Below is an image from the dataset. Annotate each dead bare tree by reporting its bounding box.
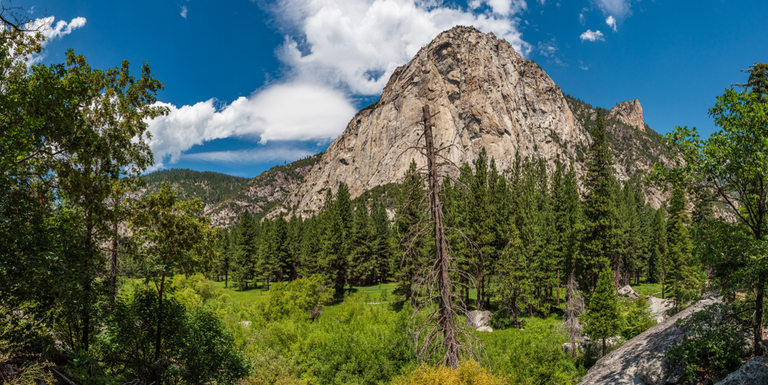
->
[399,104,484,369]
[562,268,585,359]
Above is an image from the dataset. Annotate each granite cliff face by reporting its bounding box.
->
[609,99,645,131]
[567,96,672,208]
[282,26,590,216]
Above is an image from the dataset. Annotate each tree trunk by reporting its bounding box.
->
[755,284,765,355]
[81,220,93,351]
[155,272,166,363]
[602,337,607,357]
[423,105,459,369]
[110,222,118,306]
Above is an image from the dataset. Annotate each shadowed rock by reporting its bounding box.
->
[717,356,768,385]
[578,295,722,385]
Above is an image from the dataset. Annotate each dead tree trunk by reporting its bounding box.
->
[423,105,459,369]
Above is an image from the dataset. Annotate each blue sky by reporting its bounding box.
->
[22,0,768,177]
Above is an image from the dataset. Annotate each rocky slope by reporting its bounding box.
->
[578,295,723,385]
[566,95,673,208]
[205,154,321,226]
[281,26,590,217]
[141,155,321,227]
[276,26,671,218]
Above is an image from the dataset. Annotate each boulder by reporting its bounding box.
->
[716,356,768,385]
[618,285,641,299]
[647,296,675,324]
[563,342,583,355]
[476,326,493,333]
[465,310,492,328]
[578,294,722,385]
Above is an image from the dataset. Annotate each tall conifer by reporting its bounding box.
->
[582,267,621,356]
[581,111,621,291]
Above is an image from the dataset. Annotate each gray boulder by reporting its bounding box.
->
[465,310,492,328]
[578,294,722,385]
[716,356,768,385]
[618,285,641,299]
[647,296,675,324]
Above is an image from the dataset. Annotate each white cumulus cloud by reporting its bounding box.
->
[274,0,531,95]
[146,82,357,169]
[180,6,188,19]
[605,15,617,32]
[580,29,604,42]
[148,0,533,169]
[23,16,87,65]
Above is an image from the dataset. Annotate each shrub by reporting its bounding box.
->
[98,288,249,384]
[619,295,657,340]
[389,360,506,385]
[481,317,579,385]
[667,303,747,382]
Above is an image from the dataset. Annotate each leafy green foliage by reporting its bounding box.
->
[482,318,579,384]
[261,275,333,322]
[667,303,747,382]
[618,295,657,340]
[98,287,248,384]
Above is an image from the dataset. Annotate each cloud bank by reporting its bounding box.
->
[147,0,532,169]
[147,83,356,169]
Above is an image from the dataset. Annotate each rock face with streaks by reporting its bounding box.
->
[281,26,589,217]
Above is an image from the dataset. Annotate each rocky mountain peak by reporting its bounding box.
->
[609,99,645,131]
[279,25,589,216]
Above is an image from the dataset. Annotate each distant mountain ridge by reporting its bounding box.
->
[142,155,323,227]
[140,169,249,206]
[145,26,673,226]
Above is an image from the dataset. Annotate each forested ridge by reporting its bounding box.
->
[2,5,768,384]
[141,168,249,205]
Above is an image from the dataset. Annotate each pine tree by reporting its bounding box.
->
[371,199,392,284]
[465,148,499,310]
[286,215,304,279]
[215,229,233,288]
[393,160,427,304]
[649,207,666,285]
[552,160,582,307]
[348,199,375,285]
[581,111,621,292]
[299,215,320,277]
[272,213,290,282]
[665,187,699,311]
[582,267,621,357]
[319,183,352,298]
[232,211,258,290]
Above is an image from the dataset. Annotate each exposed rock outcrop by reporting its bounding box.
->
[282,26,589,217]
[717,356,768,385]
[609,99,645,131]
[466,310,493,328]
[618,285,640,299]
[578,295,722,385]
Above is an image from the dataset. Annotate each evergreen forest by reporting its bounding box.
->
[2,5,768,384]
